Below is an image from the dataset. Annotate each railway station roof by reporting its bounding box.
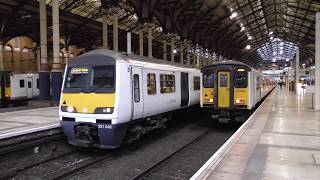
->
[0,0,319,67]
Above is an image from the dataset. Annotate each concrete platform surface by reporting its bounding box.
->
[191,87,320,180]
[0,107,59,139]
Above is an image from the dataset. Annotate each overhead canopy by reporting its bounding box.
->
[0,0,319,67]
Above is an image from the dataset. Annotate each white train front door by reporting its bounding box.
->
[132,66,144,120]
[27,77,33,99]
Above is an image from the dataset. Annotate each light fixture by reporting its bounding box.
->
[270,37,274,40]
[230,12,238,19]
[245,45,251,49]
[173,49,177,54]
[248,36,252,40]
[240,26,245,32]
[269,31,274,35]
[286,58,289,61]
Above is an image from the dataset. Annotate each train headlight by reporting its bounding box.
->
[235,99,245,104]
[67,106,74,112]
[209,99,213,103]
[94,107,114,114]
[61,106,77,113]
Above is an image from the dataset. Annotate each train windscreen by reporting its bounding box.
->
[203,72,214,88]
[64,66,115,93]
[235,68,248,88]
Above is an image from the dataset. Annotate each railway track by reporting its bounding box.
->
[131,130,211,180]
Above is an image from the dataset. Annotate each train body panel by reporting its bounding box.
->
[201,61,276,122]
[59,49,200,149]
[0,72,39,105]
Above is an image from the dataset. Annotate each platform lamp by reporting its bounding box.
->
[101,0,119,8]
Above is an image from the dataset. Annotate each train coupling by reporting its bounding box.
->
[74,125,99,146]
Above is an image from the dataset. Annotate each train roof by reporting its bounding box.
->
[202,60,252,69]
[70,49,200,72]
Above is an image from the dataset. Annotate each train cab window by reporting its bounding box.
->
[147,74,156,95]
[19,80,25,88]
[133,74,140,102]
[203,72,214,88]
[194,76,200,90]
[235,69,248,88]
[160,74,175,93]
[92,66,114,88]
[65,67,89,88]
[28,81,32,88]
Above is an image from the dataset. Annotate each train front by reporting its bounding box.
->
[59,53,127,149]
[201,63,251,122]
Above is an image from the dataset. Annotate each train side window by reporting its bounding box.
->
[235,69,248,88]
[37,79,39,89]
[194,76,200,90]
[147,74,156,95]
[203,73,214,88]
[19,80,25,88]
[160,74,175,93]
[133,74,140,102]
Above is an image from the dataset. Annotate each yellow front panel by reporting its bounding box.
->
[218,71,230,108]
[202,88,214,106]
[5,87,11,98]
[234,88,248,105]
[61,93,115,113]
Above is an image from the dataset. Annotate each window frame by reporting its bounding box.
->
[193,76,200,90]
[160,74,176,93]
[19,79,25,88]
[133,74,140,102]
[147,73,157,95]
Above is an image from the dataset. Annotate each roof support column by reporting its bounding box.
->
[51,0,62,101]
[139,29,143,56]
[171,38,175,62]
[180,44,184,64]
[113,13,118,52]
[148,26,152,58]
[315,12,320,110]
[0,41,3,71]
[295,48,299,94]
[39,0,50,100]
[163,40,167,61]
[196,50,200,67]
[127,32,131,54]
[102,14,109,49]
[186,43,190,65]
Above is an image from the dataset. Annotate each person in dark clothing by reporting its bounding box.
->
[279,82,283,88]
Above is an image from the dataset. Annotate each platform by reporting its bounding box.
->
[191,87,320,180]
[0,107,60,140]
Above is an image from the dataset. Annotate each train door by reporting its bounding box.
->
[180,72,189,107]
[27,77,33,99]
[132,66,143,120]
[218,71,230,108]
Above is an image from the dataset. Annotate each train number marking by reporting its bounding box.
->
[98,124,112,129]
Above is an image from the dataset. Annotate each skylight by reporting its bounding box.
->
[257,38,297,61]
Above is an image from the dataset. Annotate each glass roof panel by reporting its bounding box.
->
[257,38,298,61]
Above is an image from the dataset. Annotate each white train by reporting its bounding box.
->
[59,50,201,149]
[0,72,39,106]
